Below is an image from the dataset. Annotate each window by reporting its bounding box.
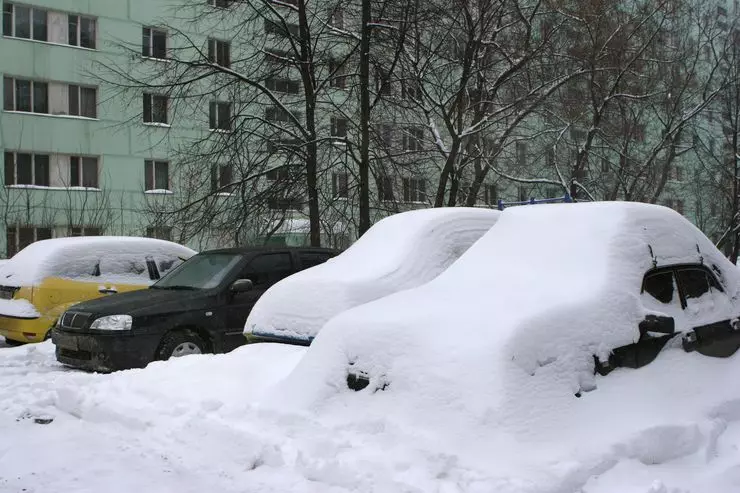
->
[208,0,239,7]
[546,148,555,167]
[266,166,290,182]
[642,270,675,304]
[68,85,97,118]
[484,184,497,205]
[3,77,47,113]
[601,157,610,172]
[329,7,344,29]
[69,156,99,188]
[329,59,347,89]
[211,164,234,193]
[672,165,684,182]
[145,160,169,191]
[68,14,96,49]
[403,177,426,203]
[332,172,348,199]
[69,226,101,237]
[331,116,347,138]
[265,77,300,94]
[209,101,231,130]
[379,175,394,201]
[240,253,293,287]
[677,268,711,301]
[143,93,168,124]
[299,251,333,270]
[4,152,49,186]
[264,19,300,38]
[146,226,173,241]
[374,68,391,95]
[675,199,684,215]
[265,106,296,123]
[403,127,423,152]
[3,3,47,41]
[6,226,51,257]
[142,27,167,59]
[516,141,527,167]
[401,80,420,99]
[207,38,231,67]
[518,185,528,201]
[268,195,303,210]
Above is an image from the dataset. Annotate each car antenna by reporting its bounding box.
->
[648,244,657,268]
[696,244,704,264]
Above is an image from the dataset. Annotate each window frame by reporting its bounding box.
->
[3,3,48,41]
[207,37,231,67]
[3,76,48,114]
[4,151,50,187]
[69,155,99,188]
[67,13,96,49]
[6,225,52,257]
[641,264,725,310]
[142,26,167,59]
[402,176,426,203]
[143,92,169,124]
[209,101,232,131]
[144,159,170,191]
[332,171,348,199]
[68,84,97,118]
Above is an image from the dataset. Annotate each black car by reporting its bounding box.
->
[51,246,337,372]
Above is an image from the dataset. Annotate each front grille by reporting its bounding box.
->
[60,311,92,330]
[59,348,92,361]
[0,286,19,300]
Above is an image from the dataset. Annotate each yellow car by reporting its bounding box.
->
[0,236,195,344]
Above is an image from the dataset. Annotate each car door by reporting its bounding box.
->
[221,252,297,350]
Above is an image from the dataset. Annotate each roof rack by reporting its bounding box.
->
[497,192,573,211]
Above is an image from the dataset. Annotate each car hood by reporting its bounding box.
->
[70,288,213,318]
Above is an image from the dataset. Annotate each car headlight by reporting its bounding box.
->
[89,315,132,331]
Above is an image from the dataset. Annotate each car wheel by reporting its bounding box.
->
[157,331,207,361]
[3,338,26,347]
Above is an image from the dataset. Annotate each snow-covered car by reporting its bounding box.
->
[271,202,740,413]
[244,207,501,345]
[0,237,195,345]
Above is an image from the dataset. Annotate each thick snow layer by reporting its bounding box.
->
[2,340,740,492]
[271,203,740,425]
[0,299,40,318]
[246,207,501,341]
[0,237,196,287]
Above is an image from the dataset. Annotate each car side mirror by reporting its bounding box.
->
[639,314,675,336]
[230,279,254,293]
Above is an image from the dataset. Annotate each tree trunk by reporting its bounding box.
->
[298,0,321,246]
[358,0,371,236]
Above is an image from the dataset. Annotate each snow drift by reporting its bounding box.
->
[0,237,196,287]
[271,202,740,428]
[245,207,501,343]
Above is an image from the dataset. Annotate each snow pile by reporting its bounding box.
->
[0,299,40,318]
[271,203,740,425]
[0,237,196,287]
[245,208,501,342]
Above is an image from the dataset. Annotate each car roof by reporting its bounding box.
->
[200,246,339,256]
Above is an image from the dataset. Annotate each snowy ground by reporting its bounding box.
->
[1,337,739,493]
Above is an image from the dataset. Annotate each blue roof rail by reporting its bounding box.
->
[497,192,572,211]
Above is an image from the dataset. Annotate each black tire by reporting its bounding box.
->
[3,337,26,347]
[156,331,207,361]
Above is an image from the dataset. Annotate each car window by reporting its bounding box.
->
[240,253,293,287]
[676,268,712,300]
[153,255,185,278]
[642,270,676,304]
[299,252,332,270]
[99,254,151,284]
[153,253,243,290]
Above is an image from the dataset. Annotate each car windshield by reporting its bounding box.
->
[152,253,243,290]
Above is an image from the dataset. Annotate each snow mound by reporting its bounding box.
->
[271,202,740,425]
[245,207,501,342]
[0,299,40,318]
[0,237,196,287]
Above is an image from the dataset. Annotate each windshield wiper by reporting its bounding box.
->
[153,285,200,291]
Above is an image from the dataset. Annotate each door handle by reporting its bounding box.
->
[99,288,118,294]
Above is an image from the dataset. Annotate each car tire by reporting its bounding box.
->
[157,331,207,361]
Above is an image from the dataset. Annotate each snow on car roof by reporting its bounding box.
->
[245,207,501,342]
[0,236,196,287]
[270,202,740,422]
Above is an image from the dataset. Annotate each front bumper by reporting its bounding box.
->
[0,315,52,343]
[51,329,160,372]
